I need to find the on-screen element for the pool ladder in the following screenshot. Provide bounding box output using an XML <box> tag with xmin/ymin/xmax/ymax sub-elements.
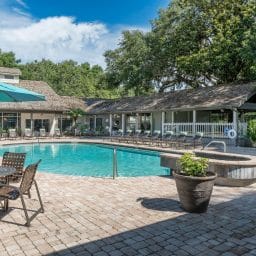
<box><xmin>113</xmin><ymin>147</ymin><xmax>118</xmax><ymax>179</ymax></box>
<box><xmin>203</xmin><ymin>140</ymin><xmax>227</xmax><ymax>153</ymax></box>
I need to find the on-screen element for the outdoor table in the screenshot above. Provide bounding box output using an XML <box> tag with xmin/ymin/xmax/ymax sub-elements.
<box><xmin>0</xmin><ymin>166</ymin><xmax>16</xmax><ymax>211</ymax></box>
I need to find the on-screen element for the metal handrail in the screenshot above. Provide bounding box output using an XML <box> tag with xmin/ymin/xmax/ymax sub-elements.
<box><xmin>113</xmin><ymin>147</ymin><xmax>118</xmax><ymax>179</ymax></box>
<box><xmin>203</xmin><ymin>140</ymin><xmax>227</xmax><ymax>153</ymax></box>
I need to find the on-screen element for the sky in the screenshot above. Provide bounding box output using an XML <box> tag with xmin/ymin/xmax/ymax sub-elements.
<box><xmin>0</xmin><ymin>0</ymin><xmax>169</xmax><ymax>67</ymax></box>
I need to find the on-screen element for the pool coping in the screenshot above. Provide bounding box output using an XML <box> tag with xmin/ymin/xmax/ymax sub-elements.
<box><xmin>161</xmin><ymin>150</ymin><xmax>256</xmax><ymax>167</ymax></box>
<box><xmin>0</xmin><ymin>138</ymin><xmax>174</xmax><ymax>178</ymax></box>
<box><xmin>1</xmin><ymin>137</ymin><xmax>256</xmax><ymax>167</ymax></box>
<box><xmin>0</xmin><ymin>137</ymin><xmax>191</xmax><ymax>155</ymax></box>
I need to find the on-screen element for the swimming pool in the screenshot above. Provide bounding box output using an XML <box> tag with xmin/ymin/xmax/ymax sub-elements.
<box><xmin>0</xmin><ymin>143</ymin><xmax>170</xmax><ymax>177</ymax></box>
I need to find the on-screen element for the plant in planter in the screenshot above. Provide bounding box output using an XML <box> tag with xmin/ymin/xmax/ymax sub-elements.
<box><xmin>173</xmin><ymin>153</ymin><xmax>216</xmax><ymax>213</ymax></box>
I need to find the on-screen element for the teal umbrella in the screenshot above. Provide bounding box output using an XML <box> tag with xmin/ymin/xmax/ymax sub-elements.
<box><xmin>0</xmin><ymin>82</ymin><xmax>45</xmax><ymax>102</ymax></box>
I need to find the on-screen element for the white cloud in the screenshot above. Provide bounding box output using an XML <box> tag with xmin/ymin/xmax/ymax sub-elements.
<box><xmin>0</xmin><ymin>3</ymin><xmax>149</xmax><ymax>68</ymax></box>
<box><xmin>0</xmin><ymin>15</ymin><xmax>123</xmax><ymax>67</ymax></box>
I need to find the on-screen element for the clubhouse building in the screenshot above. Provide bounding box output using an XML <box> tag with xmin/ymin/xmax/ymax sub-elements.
<box><xmin>1</xmin><ymin>67</ymin><xmax>256</xmax><ymax>140</ymax></box>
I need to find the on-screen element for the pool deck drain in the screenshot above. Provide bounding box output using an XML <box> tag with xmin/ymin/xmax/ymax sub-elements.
<box><xmin>0</xmin><ymin>172</ymin><xmax>255</xmax><ymax>256</ymax></box>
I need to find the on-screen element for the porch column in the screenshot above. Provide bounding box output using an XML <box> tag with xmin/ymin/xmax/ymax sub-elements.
<box><xmin>16</xmin><ymin>113</ymin><xmax>19</xmax><ymax>131</ymax></box>
<box><xmin>30</xmin><ymin>113</ymin><xmax>33</xmax><ymax>134</ymax></box>
<box><xmin>109</xmin><ymin>114</ymin><xmax>113</xmax><ymax>135</ymax></box>
<box><xmin>94</xmin><ymin>115</ymin><xmax>97</xmax><ymax>131</ymax></box>
<box><xmin>50</xmin><ymin>114</ymin><xmax>57</xmax><ymax>136</ymax></box>
<box><xmin>150</xmin><ymin>113</ymin><xmax>153</xmax><ymax>134</ymax></box>
<box><xmin>161</xmin><ymin>112</ymin><xmax>165</xmax><ymax>137</ymax></box>
<box><xmin>171</xmin><ymin>111</ymin><xmax>174</xmax><ymax>132</ymax></box>
<box><xmin>60</xmin><ymin>114</ymin><xmax>63</xmax><ymax>135</ymax></box>
<box><xmin>233</xmin><ymin>109</ymin><xmax>238</xmax><ymax>132</ymax></box>
<box><xmin>171</xmin><ymin>111</ymin><xmax>174</xmax><ymax>123</ymax></box>
<box><xmin>192</xmin><ymin>110</ymin><xmax>196</xmax><ymax>135</ymax></box>
<box><xmin>135</xmin><ymin>114</ymin><xmax>140</xmax><ymax>131</ymax></box>
<box><xmin>121</xmin><ymin>113</ymin><xmax>125</xmax><ymax>135</ymax></box>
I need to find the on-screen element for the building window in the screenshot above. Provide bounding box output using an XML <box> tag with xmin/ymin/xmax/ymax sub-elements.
<box><xmin>4</xmin><ymin>75</ymin><xmax>15</xmax><ymax>79</ymax></box>
<box><xmin>1</xmin><ymin>113</ymin><xmax>21</xmax><ymax>131</ymax></box>
<box><xmin>33</xmin><ymin>119</ymin><xmax>50</xmax><ymax>132</ymax></box>
<box><xmin>89</xmin><ymin>118</ymin><xmax>94</xmax><ymax>130</ymax></box>
<box><xmin>113</xmin><ymin>114</ymin><xmax>121</xmax><ymax>131</ymax></box>
<box><xmin>96</xmin><ymin>118</ymin><xmax>103</xmax><ymax>131</ymax></box>
<box><xmin>58</xmin><ymin>118</ymin><xmax>72</xmax><ymax>132</ymax></box>
<box><xmin>126</xmin><ymin>115</ymin><xmax>136</xmax><ymax>131</ymax></box>
<box><xmin>141</xmin><ymin>113</ymin><xmax>151</xmax><ymax>131</ymax></box>
<box><xmin>25</xmin><ymin>119</ymin><xmax>31</xmax><ymax>128</ymax></box>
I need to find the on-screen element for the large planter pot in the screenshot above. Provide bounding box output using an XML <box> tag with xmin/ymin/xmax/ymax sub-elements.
<box><xmin>173</xmin><ymin>171</ymin><xmax>216</xmax><ymax>213</ymax></box>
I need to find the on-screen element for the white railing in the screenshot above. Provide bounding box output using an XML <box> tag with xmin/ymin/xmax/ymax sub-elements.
<box><xmin>163</xmin><ymin>122</ymin><xmax>247</xmax><ymax>138</ymax></box>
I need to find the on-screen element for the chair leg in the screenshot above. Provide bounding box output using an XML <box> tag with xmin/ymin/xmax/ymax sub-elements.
<box><xmin>20</xmin><ymin>194</ymin><xmax>30</xmax><ymax>226</ymax></box>
<box><xmin>34</xmin><ymin>181</ymin><xmax>44</xmax><ymax>213</ymax></box>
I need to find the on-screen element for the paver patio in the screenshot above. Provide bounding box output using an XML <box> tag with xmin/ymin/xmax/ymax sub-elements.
<box><xmin>0</xmin><ymin>171</ymin><xmax>255</xmax><ymax>256</ymax></box>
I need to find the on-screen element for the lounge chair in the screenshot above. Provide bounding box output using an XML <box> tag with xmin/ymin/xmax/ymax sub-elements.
<box><xmin>161</xmin><ymin>131</ymin><xmax>177</xmax><ymax>148</ymax></box>
<box><xmin>135</xmin><ymin>130</ymin><xmax>151</xmax><ymax>144</ymax></box>
<box><xmin>0</xmin><ymin>130</ymin><xmax>8</xmax><ymax>141</ymax></box>
<box><xmin>0</xmin><ymin>160</ymin><xmax>44</xmax><ymax>226</ymax></box>
<box><xmin>39</xmin><ymin>128</ymin><xmax>47</xmax><ymax>138</ymax></box>
<box><xmin>8</xmin><ymin>129</ymin><xmax>17</xmax><ymax>140</ymax></box>
<box><xmin>127</xmin><ymin>129</ymin><xmax>142</xmax><ymax>144</ymax></box>
<box><xmin>175</xmin><ymin>132</ymin><xmax>188</xmax><ymax>148</ymax></box>
<box><xmin>110</xmin><ymin>130</ymin><xmax>123</xmax><ymax>142</ymax></box>
<box><xmin>24</xmin><ymin>128</ymin><xmax>33</xmax><ymax>139</ymax></box>
<box><xmin>148</xmin><ymin>130</ymin><xmax>161</xmax><ymax>146</ymax></box>
<box><xmin>54</xmin><ymin>128</ymin><xmax>61</xmax><ymax>138</ymax></box>
<box><xmin>1</xmin><ymin>152</ymin><xmax>26</xmax><ymax>182</ymax></box>
<box><xmin>118</xmin><ymin>130</ymin><xmax>133</xmax><ymax>143</ymax></box>
<box><xmin>183</xmin><ymin>132</ymin><xmax>204</xmax><ymax>149</ymax></box>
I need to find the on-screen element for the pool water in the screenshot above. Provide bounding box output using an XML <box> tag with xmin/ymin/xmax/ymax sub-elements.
<box><xmin>0</xmin><ymin>143</ymin><xmax>170</xmax><ymax>177</ymax></box>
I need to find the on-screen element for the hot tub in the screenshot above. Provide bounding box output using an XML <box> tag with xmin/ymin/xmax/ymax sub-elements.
<box><xmin>161</xmin><ymin>150</ymin><xmax>256</xmax><ymax>187</ymax></box>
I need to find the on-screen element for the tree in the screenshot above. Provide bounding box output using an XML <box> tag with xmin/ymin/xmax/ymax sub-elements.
<box><xmin>0</xmin><ymin>50</ymin><xmax>20</xmax><ymax>67</ymax></box>
<box><xmin>104</xmin><ymin>30</ymin><xmax>154</xmax><ymax>96</ymax></box>
<box><xmin>68</xmin><ymin>108</ymin><xmax>85</xmax><ymax>126</ymax></box>
<box><xmin>19</xmin><ymin>58</ymin><xmax>120</xmax><ymax>98</ymax></box>
<box><xmin>105</xmin><ymin>0</ymin><xmax>256</xmax><ymax>92</ymax></box>
<box><xmin>150</xmin><ymin>0</ymin><xmax>256</xmax><ymax>89</ymax></box>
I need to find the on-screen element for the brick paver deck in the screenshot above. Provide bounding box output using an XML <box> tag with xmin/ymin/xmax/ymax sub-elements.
<box><xmin>0</xmin><ymin>172</ymin><xmax>256</xmax><ymax>256</ymax></box>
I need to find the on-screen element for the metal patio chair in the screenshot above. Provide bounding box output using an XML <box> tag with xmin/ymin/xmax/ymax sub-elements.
<box><xmin>0</xmin><ymin>160</ymin><xmax>44</xmax><ymax>226</ymax></box>
<box><xmin>161</xmin><ymin>131</ymin><xmax>178</xmax><ymax>148</ymax></box>
<box><xmin>1</xmin><ymin>152</ymin><xmax>26</xmax><ymax>182</ymax></box>
<box><xmin>148</xmin><ymin>130</ymin><xmax>161</xmax><ymax>146</ymax></box>
<box><xmin>183</xmin><ymin>132</ymin><xmax>204</xmax><ymax>149</ymax></box>
<box><xmin>118</xmin><ymin>129</ymin><xmax>133</xmax><ymax>143</ymax></box>
<box><xmin>135</xmin><ymin>130</ymin><xmax>151</xmax><ymax>144</ymax></box>
<box><xmin>39</xmin><ymin>128</ymin><xmax>47</xmax><ymax>138</ymax></box>
<box><xmin>54</xmin><ymin>128</ymin><xmax>61</xmax><ymax>138</ymax></box>
<box><xmin>24</xmin><ymin>128</ymin><xmax>33</xmax><ymax>139</ymax></box>
<box><xmin>8</xmin><ymin>129</ymin><xmax>17</xmax><ymax>140</ymax></box>
<box><xmin>110</xmin><ymin>130</ymin><xmax>123</xmax><ymax>142</ymax></box>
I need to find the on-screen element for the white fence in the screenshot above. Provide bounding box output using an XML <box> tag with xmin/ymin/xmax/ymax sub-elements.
<box><xmin>163</xmin><ymin>122</ymin><xmax>247</xmax><ymax>138</ymax></box>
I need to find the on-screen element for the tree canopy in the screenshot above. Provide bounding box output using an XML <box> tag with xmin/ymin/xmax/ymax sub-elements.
<box><xmin>0</xmin><ymin>50</ymin><xmax>120</xmax><ymax>99</ymax></box>
<box><xmin>1</xmin><ymin>0</ymin><xmax>256</xmax><ymax>97</ymax></box>
<box><xmin>105</xmin><ymin>0</ymin><xmax>256</xmax><ymax>94</ymax></box>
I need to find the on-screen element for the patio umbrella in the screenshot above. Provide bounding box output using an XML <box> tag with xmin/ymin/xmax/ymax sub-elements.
<box><xmin>0</xmin><ymin>82</ymin><xmax>45</xmax><ymax>102</ymax></box>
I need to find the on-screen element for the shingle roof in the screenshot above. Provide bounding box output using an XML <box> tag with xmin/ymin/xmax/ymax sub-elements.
<box><xmin>82</xmin><ymin>83</ymin><xmax>256</xmax><ymax>114</ymax></box>
<box><xmin>0</xmin><ymin>67</ymin><xmax>22</xmax><ymax>76</ymax></box>
<box><xmin>0</xmin><ymin>80</ymin><xmax>68</xmax><ymax>112</ymax></box>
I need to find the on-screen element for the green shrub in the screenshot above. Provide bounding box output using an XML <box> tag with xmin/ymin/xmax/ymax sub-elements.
<box><xmin>247</xmin><ymin>120</ymin><xmax>256</xmax><ymax>142</ymax></box>
<box><xmin>177</xmin><ymin>153</ymin><xmax>209</xmax><ymax>177</ymax></box>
